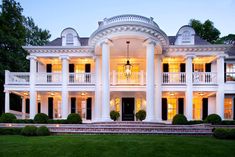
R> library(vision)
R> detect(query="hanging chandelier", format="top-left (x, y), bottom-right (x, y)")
top-left (123, 41), bottom-right (132, 79)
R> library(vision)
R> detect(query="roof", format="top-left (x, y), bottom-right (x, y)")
top-left (47, 35), bottom-right (210, 46)
top-left (226, 44), bottom-right (235, 56)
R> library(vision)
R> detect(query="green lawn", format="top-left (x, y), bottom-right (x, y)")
top-left (0, 135), bottom-right (235, 157)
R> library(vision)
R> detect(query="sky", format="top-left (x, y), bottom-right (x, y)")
top-left (12, 0), bottom-right (235, 40)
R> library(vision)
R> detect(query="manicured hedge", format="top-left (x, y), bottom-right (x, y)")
top-left (136, 110), bottom-right (146, 121)
top-left (0, 113), bottom-right (17, 123)
top-left (172, 114), bottom-right (188, 125)
top-left (21, 125), bottom-right (38, 136)
top-left (0, 128), bottom-right (22, 135)
top-left (36, 126), bottom-right (50, 136)
top-left (13, 119), bottom-right (34, 123)
top-left (213, 128), bottom-right (235, 139)
top-left (34, 113), bottom-right (49, 124)
top-left (47, 119), bottom-right (67, 124)
top-left (67, 113), bottom-right (82, 124)
top-left (110, 110), bottom-right (120, 121)
top-left (221, 120), bottom-right (235, 125)
top-left (187, 120), bottom-right (204, 125)
top-left (204, 114), bottom-right (222, 125)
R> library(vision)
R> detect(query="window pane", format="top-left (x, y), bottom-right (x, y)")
top-left (224, 98), bottom-right (233, 119)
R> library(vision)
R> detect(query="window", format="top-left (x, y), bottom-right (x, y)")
top-left (193, 98), bottom-right (202, 120)
top-left (224, 98), bottom-right (233, 119)
top-left (52, 64), bottom-right (62, 72)
top-left (226, 63), bottom-right (235, 81)
top-left (169, 63), bottom-right (179, 72)
top-left (66, 33), bottom-right (74, 45)
top-left (182, 31), bottom-right (191, 43)
top-left (194, 64), bottom-right (204, 72)
top-left (167, 98), bottom-right (177, 120)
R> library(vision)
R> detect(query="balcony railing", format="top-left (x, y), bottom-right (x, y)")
top-left (193, 72), bottom-right (217, 84)
top-left (36, 72), bottom-right (62, 84)
top-left (162, 72), bottom-right (186, 84)
top-left (110, 70), bottom-right (145, 85)
top-left (69, 73), bottom-right (95, 84)
top-left (6, 71), bottom-right (30, 84)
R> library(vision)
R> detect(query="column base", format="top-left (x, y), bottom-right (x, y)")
top-left (144, 116), bottom-right (156, 122)
top-left (100, 117), bottom-right (112, 122)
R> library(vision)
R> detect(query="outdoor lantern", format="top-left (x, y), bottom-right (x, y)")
top-left (123, 41), bottom-right (132, 79)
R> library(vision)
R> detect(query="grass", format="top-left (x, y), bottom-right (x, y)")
top-left (0, 135), bottom-right (235, 157)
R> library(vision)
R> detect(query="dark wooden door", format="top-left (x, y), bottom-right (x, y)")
top-left (122, 98), bottom-right (134, 121)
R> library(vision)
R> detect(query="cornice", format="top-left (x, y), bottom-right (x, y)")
top-left (23, 46), bottom-right (94, 53)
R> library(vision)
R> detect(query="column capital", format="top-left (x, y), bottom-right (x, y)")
top-left (99, 38), bottom-right (113, 47)
top-left (216, 53), bottom-right (228, 59)
top-left (184, 54), bottom-right (196, 60)
top-left (26, 55), bottom-right (37, 60)
top-left (59, 55), bottom-right (70, 60)
top-left (143, 38), bottom-right (159, 47)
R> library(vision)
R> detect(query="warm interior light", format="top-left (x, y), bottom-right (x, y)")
top-left (50, 92), bottom-right (55, 96)
top-left (198, 92), bottom-right (204, 96)
top-left (123, 41), bottom-right (132, 79)
top-left (169, 92), bottom-right (175, 96)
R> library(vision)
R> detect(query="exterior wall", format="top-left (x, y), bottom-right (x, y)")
top-left (208, 96), bottom-right (216, 115)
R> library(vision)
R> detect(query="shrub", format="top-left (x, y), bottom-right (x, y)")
top-left (187, 120), bottom-right (204, 125)
top-left (48, 119), bottom-right (67, 124)
top-left (36, 126), bottom-right (50, 136)
top-left (13, 119), bottom-right (34, 123)
top-left (172, 114), bottom-right (188, 125)
top-left (136, 110), bottom-right (146, 121)
top-left (34, 113), bottom-right (49, 124)
top-left (213, 128), bottom-right (235, 139)
top-left (21, 125), bottom-right (37, 136)
top-left (204, 114), bottom-right (222, 125)
top-left (67, 113), bottom-right (82, 124)
top-left (0, 128), bottom-right (22, 135)
top-left (0, 113), bottom-right (17, 123)
top-left (110, 110), bottom-right (120, 121)
top-left (221, 120), bottom-right (235, 125)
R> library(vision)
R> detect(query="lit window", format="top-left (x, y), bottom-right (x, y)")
top-left (66, 33), bottom-right (74, 45)
top-left (168, 98), bottom-right (177, 120)
top-left (52, 64), bottom-right (62, 72)
top-left (193, 98), bottom-right (202, 120)
top-left (224, 98), bottom-right (233, 119)
top-left (194, 64), bottom-right (204, 72)
top-left (226, 63), bottom-right (235, 81)
top-left (169, 63), bottom-right (179, 72)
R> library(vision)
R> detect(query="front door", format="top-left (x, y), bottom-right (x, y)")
top-left (122, 98), bottom-right (134, 121)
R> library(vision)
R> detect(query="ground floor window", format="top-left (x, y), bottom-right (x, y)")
top-left (224, 98), bottom-right (233, 119)
top-left (167, 98), bottom-right (177, 120)
top-left (193, 98), bottom-right (202, 120)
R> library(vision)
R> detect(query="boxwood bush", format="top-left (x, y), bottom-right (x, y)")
top-left (48, 119), bottom-right (67, 124)
top-left (21, 125), bottom-right (37, 136)
top-left (67, 113), bottom-right (82, 124)
top-left (187, 120), bottom-right (204, 125)
top-left (13, 119), bottom-right (34, 123)
top-left (221, 120), bottom-right (235, 125)
top-left (36, 126), bottom-right (50, 136)
top-left (213, 128), bottom-right (235, 139)
top-left (110, 110), bottom-right (120, 121)
top-left (0, 113), bottom-right (17, 123)
top-left (34, 113), bottom-right (49, 124)
top-left (172, 114), bottom-right (188, 125)
top-left (136, 110), bottom-right (146, 121)
top-left (204, 114), bottom-right (222, 125)
top-left (0, 128), bottom-right (22, 135)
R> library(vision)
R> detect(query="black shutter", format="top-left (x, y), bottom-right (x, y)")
top-left (86, 97), bottom-right (92, 120)
top-left (178, 98), bottom-right (184, 115)
top-left (224, 63), bottom-right (227, 82)
top-left (163, 63), bottom-right (169, 72)
top-left (205, 63), bottom-right (211, 72)
top-left (192, 63), bottom-right (194, 72)
top-left (233, 97), bottom-right (235, 120)
top-left (69, 64), bottom-right (75, 73)
top-left (85, 64), bottom-right (91, 83)
top-left (46, 64), bottom-right (52, 72)
top-left (162, 98), bottom-right (168, 120)
top-left (202, 98), bottom-right (208, 120)
top-left (26, 98), bottom-right (30, 114)
top-left (71, 97), bottom-right (76, 113)
top-left (180, 63), bottom-right (186, 72)
top-left (48, 97), bottom-right (53, 119)
top-left (37, 102), bottom-right (41, 113)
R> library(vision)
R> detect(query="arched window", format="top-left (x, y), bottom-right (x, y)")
top-left (66, 33), bottom-right (74, 45)
top-left (182, 31), bottom-right (190, 42)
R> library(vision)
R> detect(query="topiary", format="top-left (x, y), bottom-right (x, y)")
top-left (21, 125), bottom-right (37, 136)
top-left (136, 110), bottom-right (146, 121)
top-left (67, 113), bottom-right (82, 124)
top-left (0, 113), bottom-right (17, 123)
top-left (34, 113), bottom-right (49, 124)
top-left (110, 110), bottom-right (120, 121)
top-left (36, 126), bottom-right (50, 136)
top-left (172, 114), bottom-right (188, 125)
top-left (204, 114), bottom-right (222, 125)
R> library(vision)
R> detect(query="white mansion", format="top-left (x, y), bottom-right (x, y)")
top-left (4, 14), bottom-right (235, 122)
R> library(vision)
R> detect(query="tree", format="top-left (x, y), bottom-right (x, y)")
top-left (189, 19), bottom-right (221, 44)
top-left (216, 34), bottom-right (235, 45)
top-left (0, 0), bottom-right (51, 114)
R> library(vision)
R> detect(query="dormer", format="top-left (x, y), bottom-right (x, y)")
top-left (174, 25), bottom-right (195, 45)
top-left (61, 28), bottom-right (81, 46)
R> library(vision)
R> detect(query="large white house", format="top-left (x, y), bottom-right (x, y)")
top-left (4, 14), bottom-right (235, 122)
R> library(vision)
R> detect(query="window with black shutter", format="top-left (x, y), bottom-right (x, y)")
top-left (71, 97), bottom-right (76, 113)
top-left (26, 98), bottom-right (30, 114)
top-left (46, 64), bottom-right (52, 82)
top-left (86, 97), bottom-right (92, 120)
top-left (178, 98), bottom-right (184, 115)
top-left (48, 97), bottom-right (53, 119)
top-left (162, 98), bottom-right (167, 120)
top-left (37, 102), bottom-right (41, 113)
top-left (202, 98), bottom-right (208, 120)
top-left (85, 64), bottom-right (91, 83)
top-left (163, 63), bottom-right (169, 83)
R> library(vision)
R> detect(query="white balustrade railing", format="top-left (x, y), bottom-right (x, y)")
top-left (9, 110), bottom-right (29, 119)
top-left (69, 73), bottom-right (95, 84)
top-left (226, 72), bottom-right (235, 81)
top-left (36, 72), bottom-right (62, 84)
top-left (101, 14), bottom-right (158, 27)
top-left (6, 71), bottom-right (30, 84)
top-left (193, 72), bottom-right (217, 84)
top-left (162, 72), bottom-right (186, 84)
top-left (110, 70), bottom-right (145, 85)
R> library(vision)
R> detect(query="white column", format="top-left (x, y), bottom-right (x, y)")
top-left (145, 40), bottom-right (156, 121)
top-left (94, 55), bottom-right (102, 121)
top-left (22, 97), bottom-right (26, 119)
top-left (185, 54), bottom-right (195, 120)
top-left (155, 54), bottom-right (162, 121)
top-left (4, 90), bottom-right (10, 113)
top-left (27, 55), bottom-right (37, 119)
top-left (101, 40), bottom-right (111, 121)
top-left (216, 54), bottom-right (226, 119)
top-left (60, 55), bottom-right (69, 119)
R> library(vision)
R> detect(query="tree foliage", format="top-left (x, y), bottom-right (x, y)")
top-left (216, 34), bottom-right (235, 45)
top-left (189, 19), bottom-right (221, 44)
top-left (0, 0), bottom-right (51, 114)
